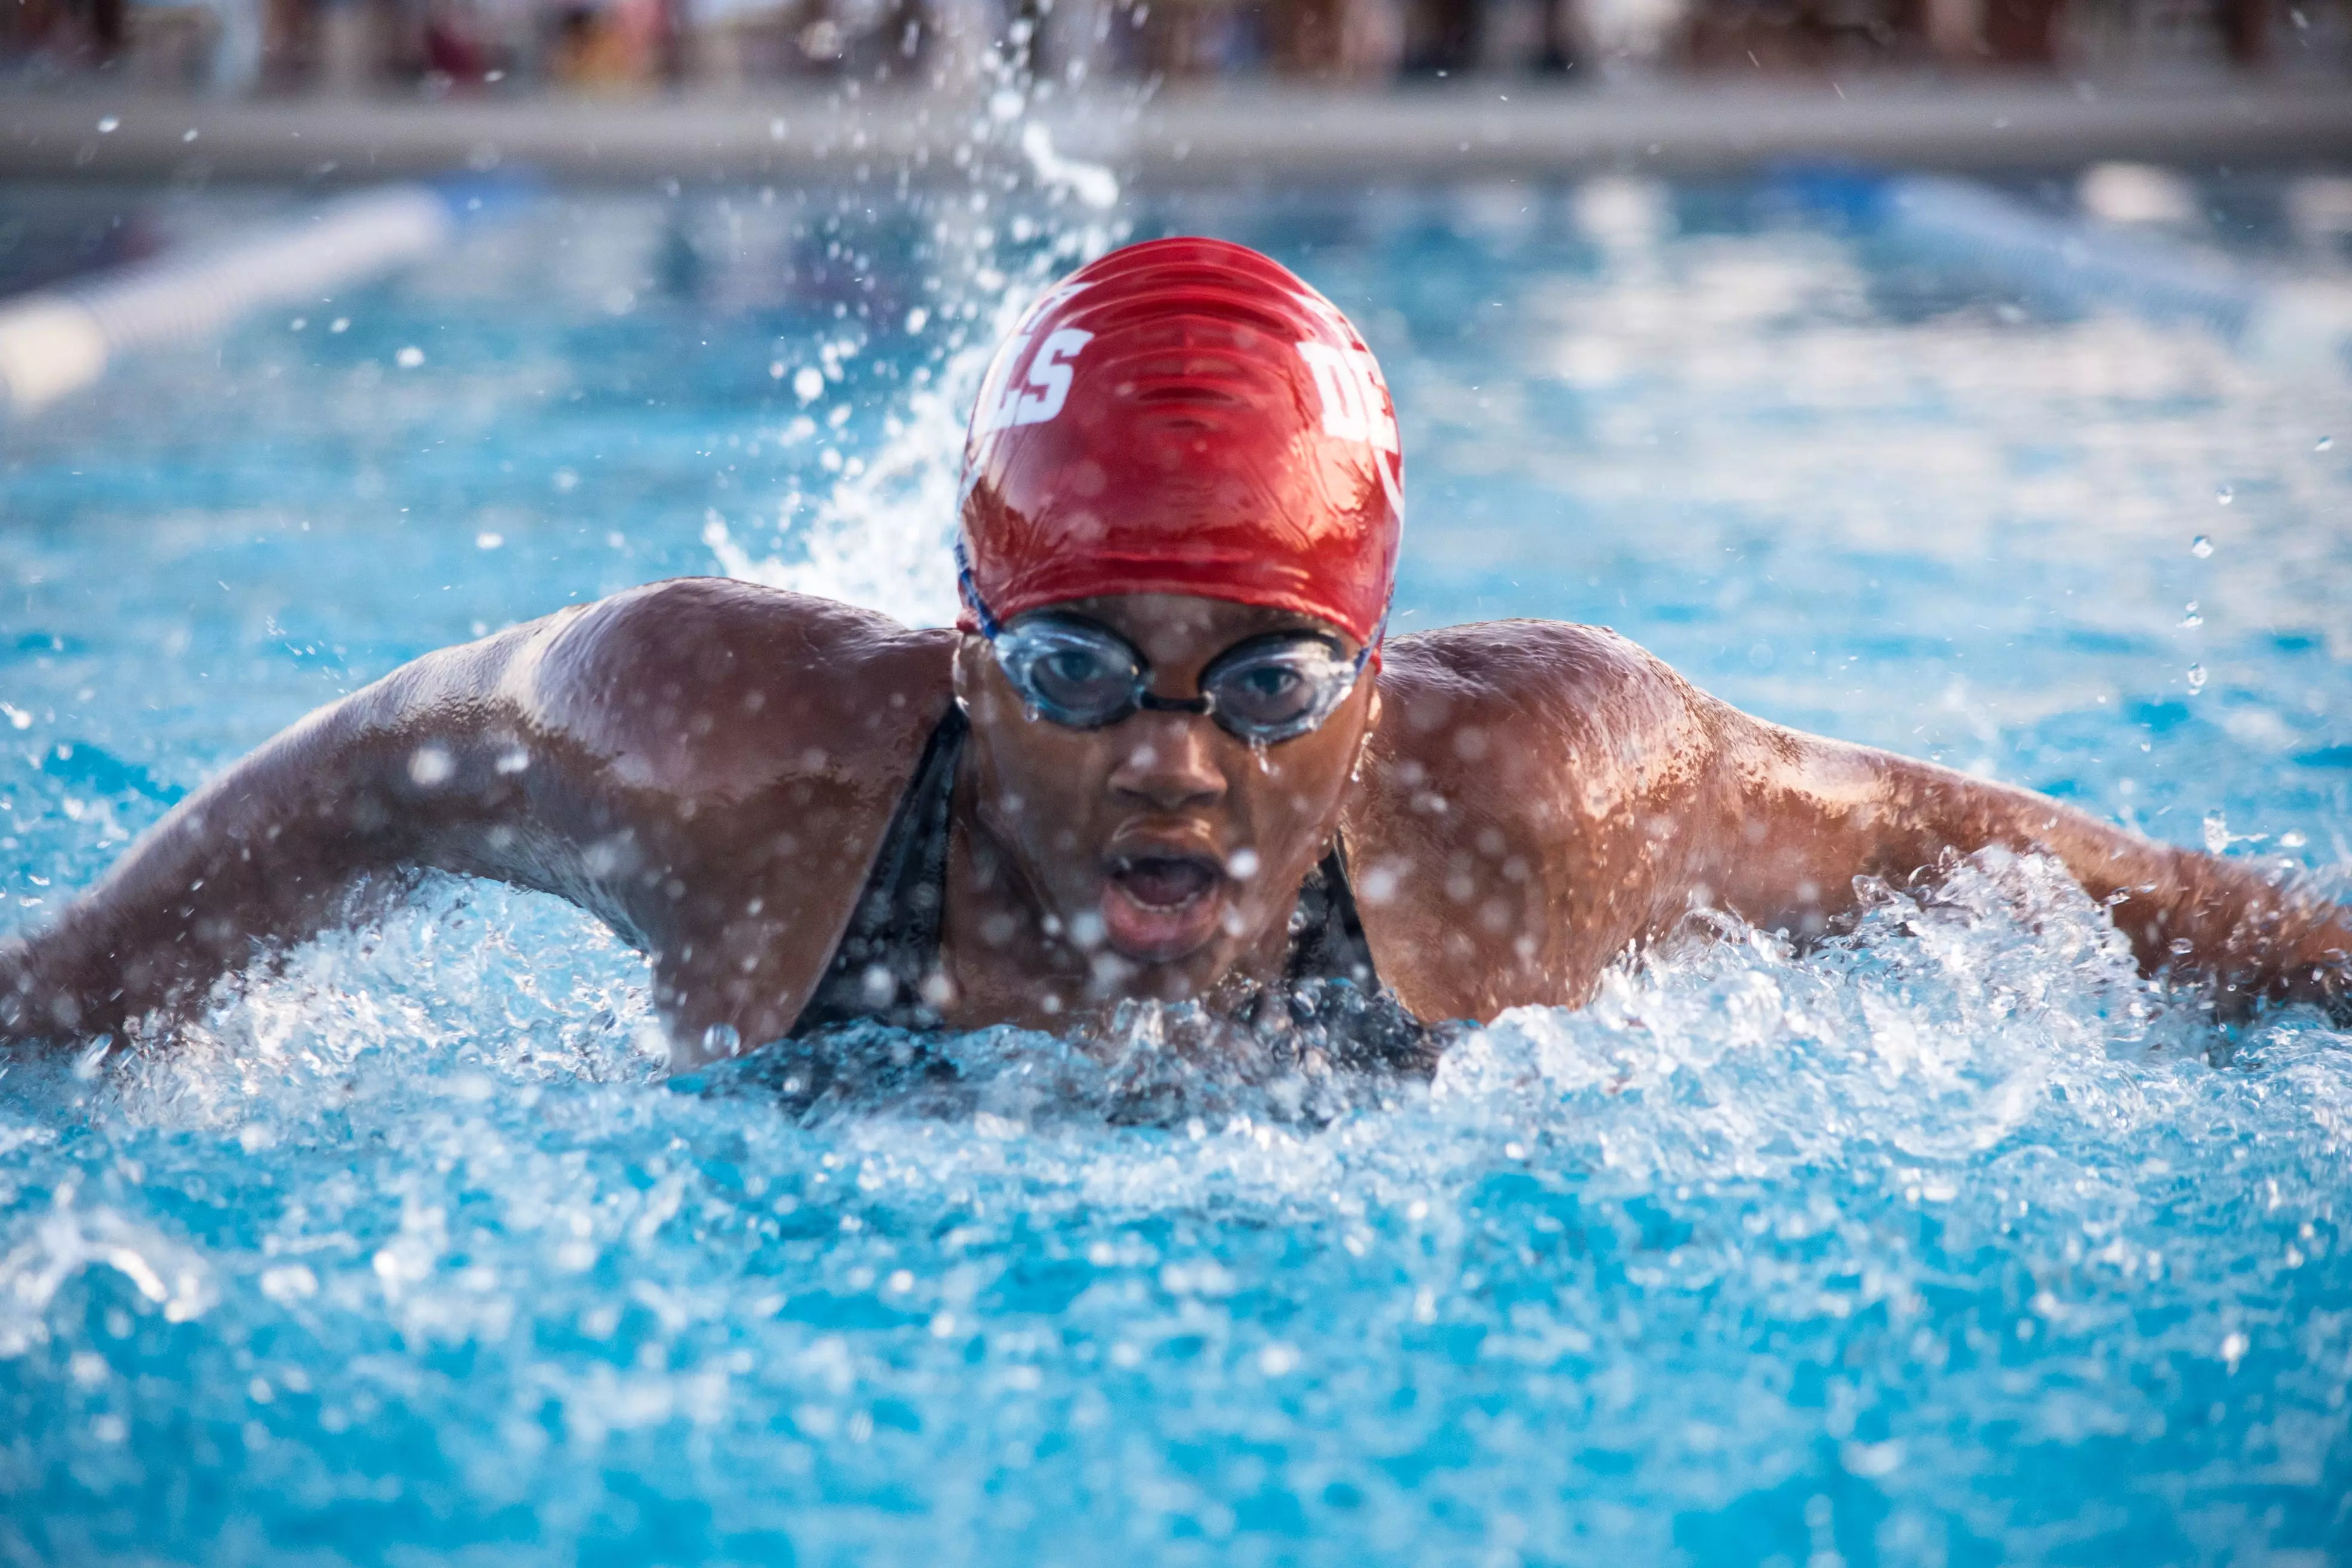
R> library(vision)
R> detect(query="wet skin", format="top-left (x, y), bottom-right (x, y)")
top-left (3, 576), bottom-right (2347, 1065)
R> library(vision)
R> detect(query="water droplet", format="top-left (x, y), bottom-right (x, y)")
top-left (2186, 663), bottom-right (2207, 692)
top-left (2215, 485), bottom-right (2234, 506)
top-left (2179, 601), bottom-right (2202, 627)
top-left (793, 367), bottom-right (825, 402)
top-left (2319, 436), bottom-right (2335, 452)
top-left (181, 128), bottom-right (198, 143)
top-left (96, 116), bottom-right (118, 134)
top-left (2191, 535), bottom-right (2213, 558)
top-left (395, 345), bottom-right (424, 369)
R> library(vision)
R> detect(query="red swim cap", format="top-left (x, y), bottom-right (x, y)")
top-left (957, 237), bottom-right (1403, 646)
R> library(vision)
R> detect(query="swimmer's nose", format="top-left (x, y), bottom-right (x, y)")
top-left (1108, 712), bottom-right (1227, 814)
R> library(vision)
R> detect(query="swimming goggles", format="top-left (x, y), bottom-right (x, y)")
top-left (961, 569), bottom-right (1373, 746)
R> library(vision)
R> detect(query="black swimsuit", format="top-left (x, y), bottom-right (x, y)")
top-left (787, 706), bottom-right (1439, 1074)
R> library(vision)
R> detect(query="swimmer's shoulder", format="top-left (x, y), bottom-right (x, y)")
top-left (1374, 618), bottom-right (1703, 757)
top-left (1348, 621), bottom-right (1723, 1016)
top-left (522, 577), bottom-right (956, 803)
top-left (1359, 618), bottom-right (1715, 840)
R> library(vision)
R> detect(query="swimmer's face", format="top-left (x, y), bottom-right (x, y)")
top-left (954, 592), bottom-right (1379, 996)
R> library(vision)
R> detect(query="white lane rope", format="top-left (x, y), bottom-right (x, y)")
top-left (0, 183), bottom-right (460, 417)
top-left (1876, 174), bottom-right (2352, 379)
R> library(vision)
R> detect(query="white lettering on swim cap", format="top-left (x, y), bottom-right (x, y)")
top-left (979, 331), bottom-right (1032, 434)
top-left (1295, 340), bottom-right (1397, 454)
top-left (1016, 327), bottom-right (1091, 425)
top-left (979, 327), bottom-right (1094, 434)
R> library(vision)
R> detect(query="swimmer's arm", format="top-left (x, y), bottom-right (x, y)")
top-left (1705, 716), bottom-right (2352, 1018)
top-left (0, 613), bottom-right (611, 1044)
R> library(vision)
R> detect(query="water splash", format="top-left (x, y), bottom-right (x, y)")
top-left (704, 91), bottom-right (1127, 627)
top-left (2, 838), bottom-right (2347, 1560)
top-left (0, 1186), bottom-right (218, 1357)
top-left (1019, 123), bottom-right (1122, 213)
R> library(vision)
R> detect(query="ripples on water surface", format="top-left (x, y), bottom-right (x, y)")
top-left (2, 169), bottom-right (2350, 1564)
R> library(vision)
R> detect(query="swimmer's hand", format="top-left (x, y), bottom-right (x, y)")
top-left (1, 928), bottom-right (122, 1046)
top-left (0, 935), bottom-right (55, 1043)
top-left (0, 924), bottom-right (155, 1046)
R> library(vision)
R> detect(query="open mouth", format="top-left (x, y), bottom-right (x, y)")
top-left (1108, 853), bottom-right (1220, 909)
top-left (1100, 852), bottom-right (1227, 960)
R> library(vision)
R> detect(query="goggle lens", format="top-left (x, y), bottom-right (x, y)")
top-left (1199, 638), bottom-right (1355, 739)
top-left (1003, 622), bottom-right (1144, 721)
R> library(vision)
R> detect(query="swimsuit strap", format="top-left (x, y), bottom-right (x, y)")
top-left (788, 708), bottom-right (1392, 1037)
top-left (1285, 838), bottom-right (1380, 993)
top-left (787, 703), bottom-right (967, 1036)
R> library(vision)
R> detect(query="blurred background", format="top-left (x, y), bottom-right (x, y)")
top-left (0, 0), bottom-right (2344, 97)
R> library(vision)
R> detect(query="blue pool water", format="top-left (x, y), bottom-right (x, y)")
top-left (2, 160), bottom-right (2350, 1565)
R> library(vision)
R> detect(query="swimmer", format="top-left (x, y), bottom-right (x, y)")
top-left (4, 238), bottom-right (2347, 1067)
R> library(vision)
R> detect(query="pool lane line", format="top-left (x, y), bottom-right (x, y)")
top-left (0, 175), bottom-right (535, 419)
top-left (1776, 166), bottom-right (2352, 380)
